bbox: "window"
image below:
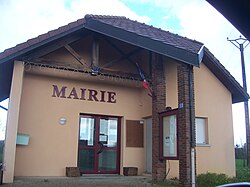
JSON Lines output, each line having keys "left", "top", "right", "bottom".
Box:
{"left": 195, "top": 117, "right": 208, "bottom": 145}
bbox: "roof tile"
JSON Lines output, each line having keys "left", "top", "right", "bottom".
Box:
{"left": 0, "top": 47, "right": 16, "bottom": 59}
{"left": 15, "top": 42, "right": 30, "bottom": 52}
{"left": 27, "top": 37, "right": 39, "bottom": 46}
{"left": 68, "top": 21, "right": 79, "bottom": 29}
{"left": 48, "top": 29, "right": 58, "bottom": 38}
{"left": 87, "top": 15, "right": 203, "bottom": 54}
{"left": 38, "top": 33, "right": 50, "bottom": 42}
{"left": 0, "top": 14, "right": 203, "bottom": 63}
{"left": 77, "top": 18, "right": 85, "bottom": 25}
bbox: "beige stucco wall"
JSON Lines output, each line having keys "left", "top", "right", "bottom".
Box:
{"left": 164, "top": 60, "right": 179, "bottom": 179}
{"left": 194, "top": 63, "right": 235, "bottom": 177}
{"left": 164, "top": 62, "right": 235, "bottom": 178}
{"left": 14, "top": 66, "right": 151, "bottom": 177}
{"left": 7, "top": 43, "right": 235, "bottom": 179}
{"left": 165, "top": 60, "right": 178, "bottom": 109}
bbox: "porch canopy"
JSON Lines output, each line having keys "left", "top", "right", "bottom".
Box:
{"left": 0, "top": 14, "right": 248, "bottom": 103}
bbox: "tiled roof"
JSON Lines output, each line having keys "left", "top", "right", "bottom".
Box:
{"left": 0, "top": 14, "right": 248, "bottom": 103}
{"left": 85, "top": 15, "right": 203, "bottom": 54}
{"left": 0, "top": 14, "right": 204, "bottom": 66}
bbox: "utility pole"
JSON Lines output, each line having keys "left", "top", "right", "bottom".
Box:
{"left": 228, "top": 36, "right": 250, "bottom": 167}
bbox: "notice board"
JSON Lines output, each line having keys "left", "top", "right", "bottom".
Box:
{"left": 126, "top": 120, "right": 144, "bottom": 147}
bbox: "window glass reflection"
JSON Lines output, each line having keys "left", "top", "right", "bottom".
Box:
{"left": 100, "top": 118, "right": 118, "bottom": 147}
{"left": 163, "top": 115, "right": 177, "bottom": 157}
{"left": 79, "top": 117, "right": 95, "bottom": 146}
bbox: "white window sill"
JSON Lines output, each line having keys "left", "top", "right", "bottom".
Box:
{"left": 196, "top": 144, "right": 211, "bottom": 147}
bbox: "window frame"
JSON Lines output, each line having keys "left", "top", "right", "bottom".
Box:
{"left": 159, "top": 109, "right": 179, "bottom": 160}
{"left": 195, "top": 117, "right": 208, "bottom": 146}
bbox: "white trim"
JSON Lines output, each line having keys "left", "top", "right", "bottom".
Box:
{"left": 196, "top": 144, "right": 211, "bottom": 147}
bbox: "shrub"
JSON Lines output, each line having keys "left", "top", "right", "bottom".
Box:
{"left": 151, "top": 161, "right": 250, "bottom": 187}
{"left": 197, "top": 173, "right": 234, "bottom": 187}
{"left": 236, "top": 167, "right": 250, "bottom": 181}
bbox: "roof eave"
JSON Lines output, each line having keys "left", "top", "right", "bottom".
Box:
{"left": 84, "top": 18, "right": 203, "bottom": 67}
{"left": 203, "top": 48, "right": 249, "bottom": 104}
{"left": 0, "top": 25, "right": 84, "bottom": 65}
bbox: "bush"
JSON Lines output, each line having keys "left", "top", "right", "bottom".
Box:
{"left": 196, "top": 166, "right": 250, "bottom": 187}
{"left": 151, "top": 160, "right": 250, "bottom": 187}
{"left": 197, "top": 173, "right": 234, "bottom": 187}
{"left": 236, "top": 167, "right": 250, "bottom": 181}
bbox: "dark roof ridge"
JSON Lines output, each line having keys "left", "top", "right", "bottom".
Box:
{"left": 86, "top": 14, "right": 204, "bottom": 47}
{"left": 85, "top": 14, "right": 126, "bottom": 19}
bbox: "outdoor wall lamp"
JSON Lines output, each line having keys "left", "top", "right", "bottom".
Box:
{"left": 59, "top": 117, "right": 67, "bottom": 125}
{"left": 91, "top": 66, "right": 100, "bottom": 76}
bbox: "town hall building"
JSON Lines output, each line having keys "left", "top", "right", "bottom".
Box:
{"left": 0, "top": 15, "right": 248, "bottom": 186}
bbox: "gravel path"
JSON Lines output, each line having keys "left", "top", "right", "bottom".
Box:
{"left": 1, "top": 176, "right": 160, "bottom": 187}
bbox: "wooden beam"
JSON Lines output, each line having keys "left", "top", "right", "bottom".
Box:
{"left": 103, "top": 37, "right": 150, "bottom": 80}
{"left": 23, "top": 34, "right": 82, "bottom": 60}
{"left": 101, "top": 48, "right": 142, "bottom": 68}
{"left": 104, "top": 37, "right": 139, "bottom": 68}
{"left": 64, "top": 44, "right": 88, "bottom": 66}
{"left": 91, "top": 38, "right": 99, "bottom": 67}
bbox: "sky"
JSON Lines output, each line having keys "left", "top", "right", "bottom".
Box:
{"left": 0, "top": 0, "right": 249, "bottom": 145}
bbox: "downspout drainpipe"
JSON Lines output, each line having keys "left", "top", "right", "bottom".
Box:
{"left": 189, "top": 65, "right": 196, "bottom": 187}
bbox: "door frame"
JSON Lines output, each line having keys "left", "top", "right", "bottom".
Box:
{"left": 78, "top": 113, "right": 121, "bottom": 174}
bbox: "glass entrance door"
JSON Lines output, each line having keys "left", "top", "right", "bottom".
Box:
{"left": 78, "top": 115, "right": 120, "bottom": 174}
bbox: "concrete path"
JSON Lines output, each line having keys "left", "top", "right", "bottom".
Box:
{"left": 1, "top": 175, "right": 162, "bottom": 187}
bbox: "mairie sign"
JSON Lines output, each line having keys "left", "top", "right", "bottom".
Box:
{"left": 52, "top": 85, "right": 116, "bottom": 103}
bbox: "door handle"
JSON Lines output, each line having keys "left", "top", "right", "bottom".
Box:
{"left": 97, "top": 141, "right": 104, "bottom": 154}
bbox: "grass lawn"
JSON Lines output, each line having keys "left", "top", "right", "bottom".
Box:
{"left": 197, "top": 159, "right": 250, "bottom": 187}
{"left": 235, "top": 159, "right": 250, "bottom": 182}
{"left": 152, "top": 159, "right": 250, "bottom": 187}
